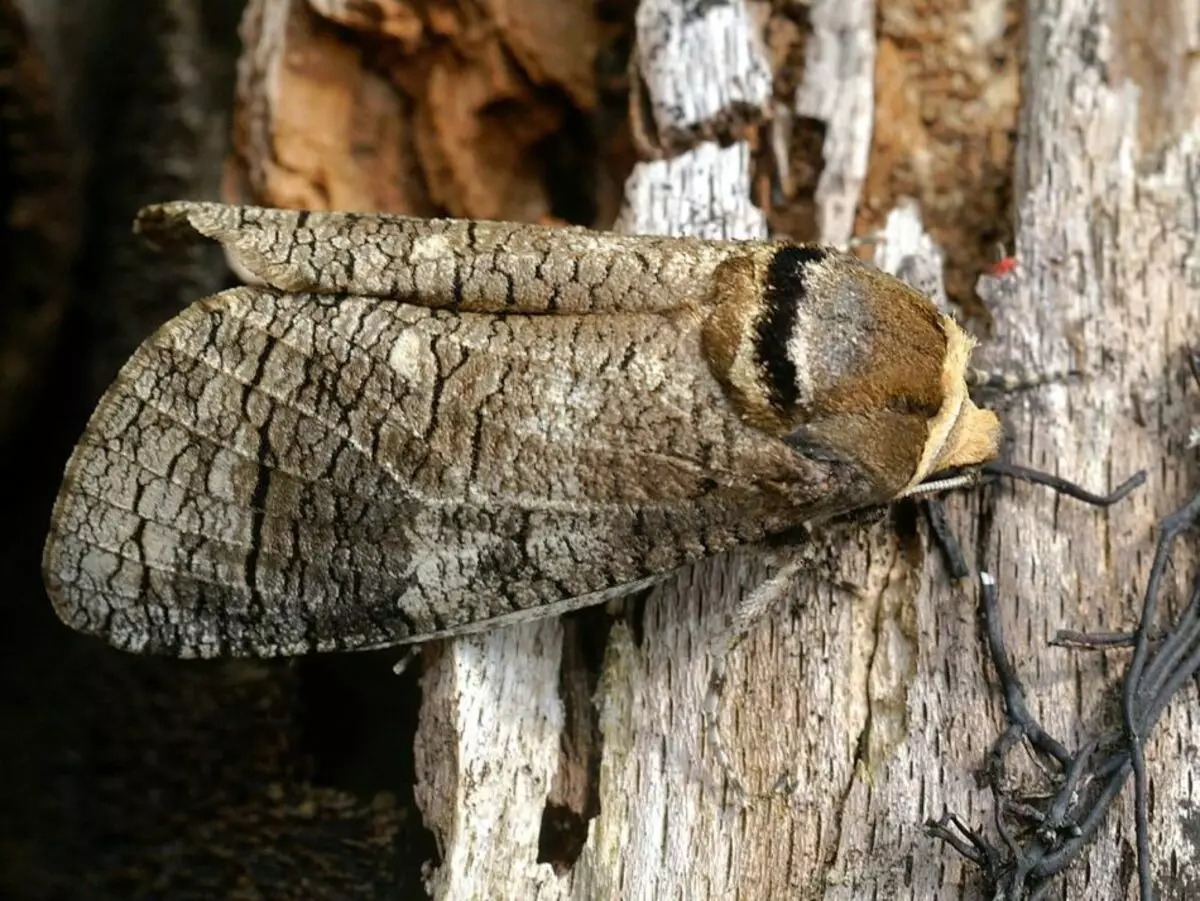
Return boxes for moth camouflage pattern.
[43,202,1003,658]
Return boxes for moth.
[42,202,1002,658]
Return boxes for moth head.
[896,315,1002,493]
[701,245,1003,509]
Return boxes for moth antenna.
[965,367,1080,392]
[897,472,981,499]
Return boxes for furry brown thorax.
[701,244,1003,504]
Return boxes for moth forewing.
[134,201,749,315]
[43,203,1003,658]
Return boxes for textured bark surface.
[858,0,1022,315]
[633,0,771,150]
[791,0,875,247]
[234,0,607,222]
[972,0,1200,894]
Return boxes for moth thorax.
[701,244,1003,502]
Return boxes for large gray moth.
[42,202,1002,657]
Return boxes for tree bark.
[971,0,1200,894]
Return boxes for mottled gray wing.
[44,286,817,657]
[135,202,753,314]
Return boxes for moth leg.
[391,646,421,677]
[626,42,663,161]
[703,552,809,805]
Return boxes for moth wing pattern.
[44,202,1004,657]
[44,284,825,657]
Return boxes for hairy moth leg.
[703,551,811,804]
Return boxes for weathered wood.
[792,0,875,247]
[634,0,771,149]
[237,0,604,221]
[972,0,1200,894]
[235,0,430,213]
